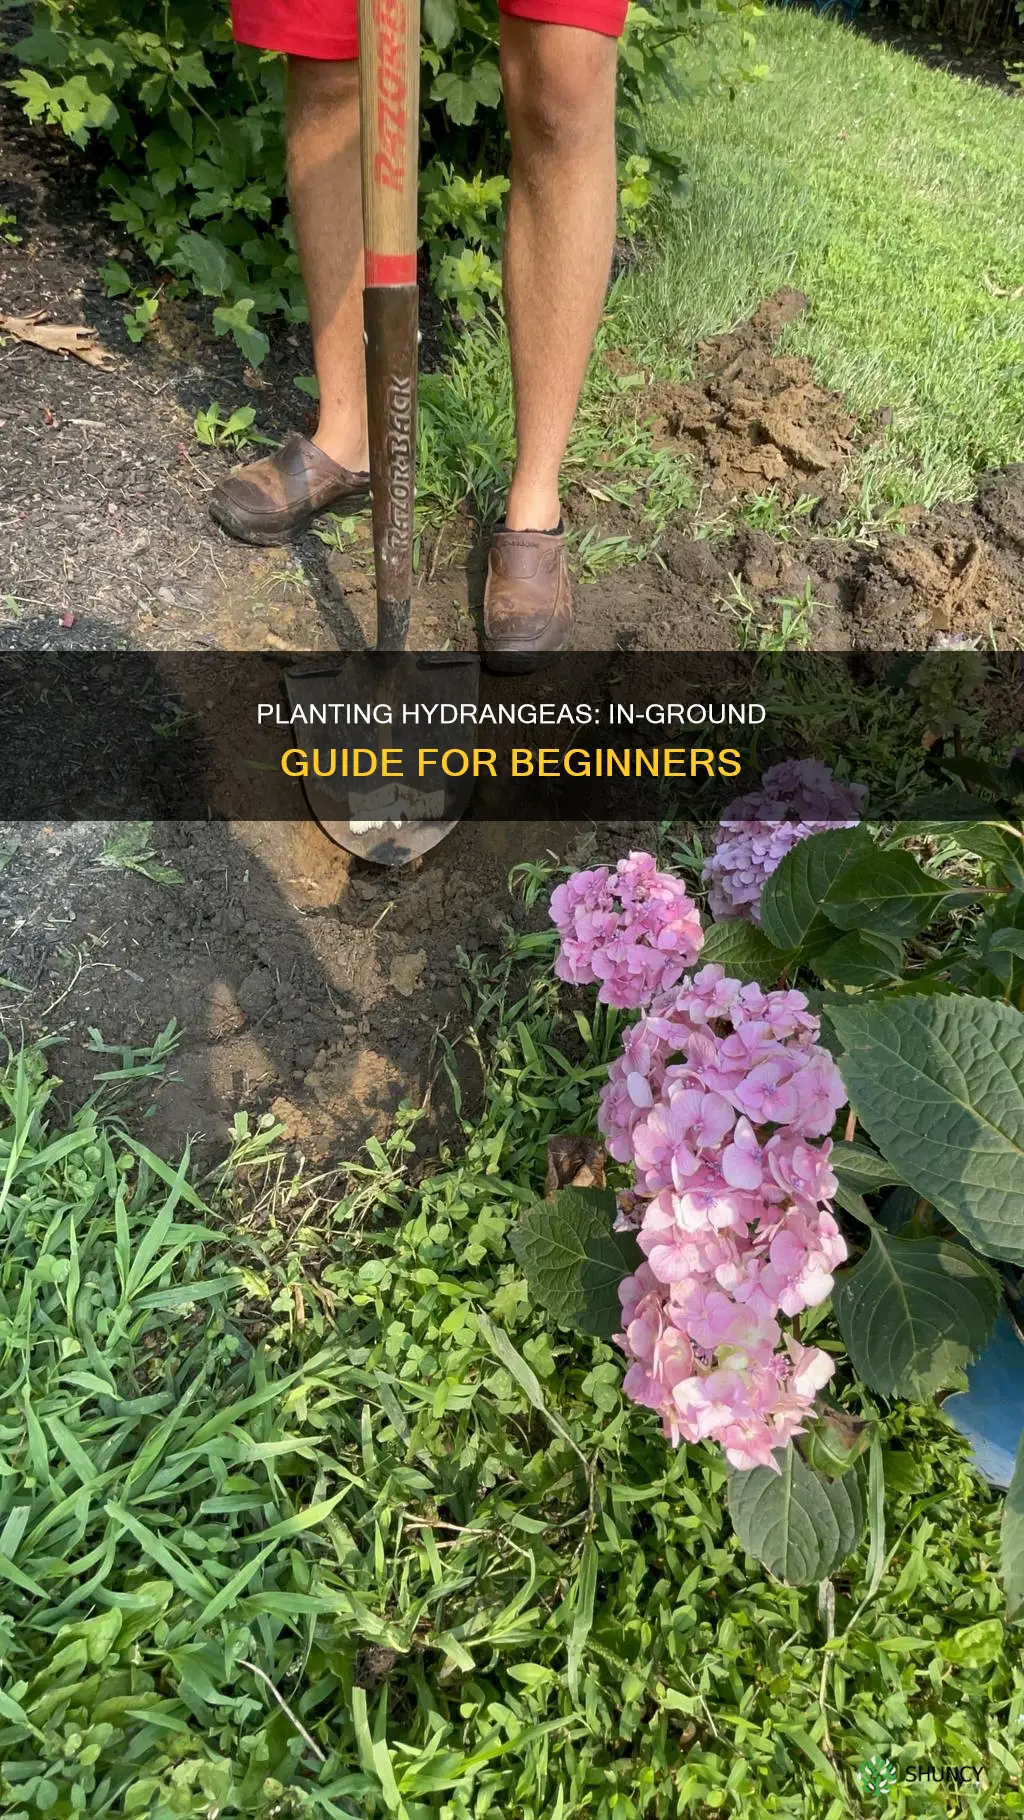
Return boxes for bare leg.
[286,55,369,472]
[499,18,618,532]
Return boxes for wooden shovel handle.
[358,0,420,283]
[358,0,420,650]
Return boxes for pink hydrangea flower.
[550,851,704,1008]
[601,966,847,1472]
[549,846,851,1476]
[702,759,867,925]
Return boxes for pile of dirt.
[649,289,863,506]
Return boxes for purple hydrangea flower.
[702,760,866,925]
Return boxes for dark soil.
[4,76,1024,1162]
[855,13,1024,94]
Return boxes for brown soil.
[649,288,860,504]
[3,79,1024,1164]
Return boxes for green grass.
[615,8,1024,510]
[1,913,1022,1819]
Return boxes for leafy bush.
[4,0,761,353]
[866,0,1024,50]
[514,660,1024,1614]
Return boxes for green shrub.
[4,0,762,354]
[866,0,1023,48]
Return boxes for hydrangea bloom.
[702,759,867,925]
[599,965,847,1472]
[549,850,704,1009]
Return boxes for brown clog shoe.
[482,523,572,671]
[209,433,370,545]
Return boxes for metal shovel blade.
[285,651,480,867]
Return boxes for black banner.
[1,650,1020,823]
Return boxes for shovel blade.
[285,652,480,867]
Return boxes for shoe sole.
[482,643,569,676]
[209,488,371,548]
[208,497,304,547]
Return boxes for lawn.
[624,8,1024,510]
[424,9,1024,531]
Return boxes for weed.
[721,574,817,650]
[99,261,171,343]
[194,402,273,451]
[571,528,640,580]
[641,447,698,530]
[311,511,363,552]
[0,206,22,245]
[125,290,159,342]
[97,823,184,884]
[736,488,818,540]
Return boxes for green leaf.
[423,0,459,48]
[212,297,270,368]
[727,1449,865,1585]
[99,257,132,297]
[815,930,904,987]
[823,848,950,940]
[174,229,232,296]
[900,808,1024,887]
[431,63,501,126]
[759,825,871,956]
[831,996,1024,1263]
[832,1229,1000,1397]
[831,1141,908,1194]
[700,919,790,988]
[1003,1433,1024,1622]
[938,1618,1004,1667]
[510,1188,640,1339]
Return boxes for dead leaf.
[544,1134,606,1199]
[60,611,76,629]
[0,309,113,368]
[982,273,1024,300]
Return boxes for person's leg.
[214,3,369,540]
[286,54,369,473]
[499,16,619,532]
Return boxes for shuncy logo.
[857,1756,898,1796]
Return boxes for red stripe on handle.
[365,251,417,286]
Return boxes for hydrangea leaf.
[832,1230,1000,1398]
[830,996,1024,1263]
[815,929,904,987]
[758,825,871,956]
[699,919,790,989]
[728,1449,865,1585]
[822,849,950,940]
[1003,1435,1024,1622]
[831,1142,908,1194]
[511,1188,640,1339]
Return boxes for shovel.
[286,0,479,867]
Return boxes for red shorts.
[232,0,627,61]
